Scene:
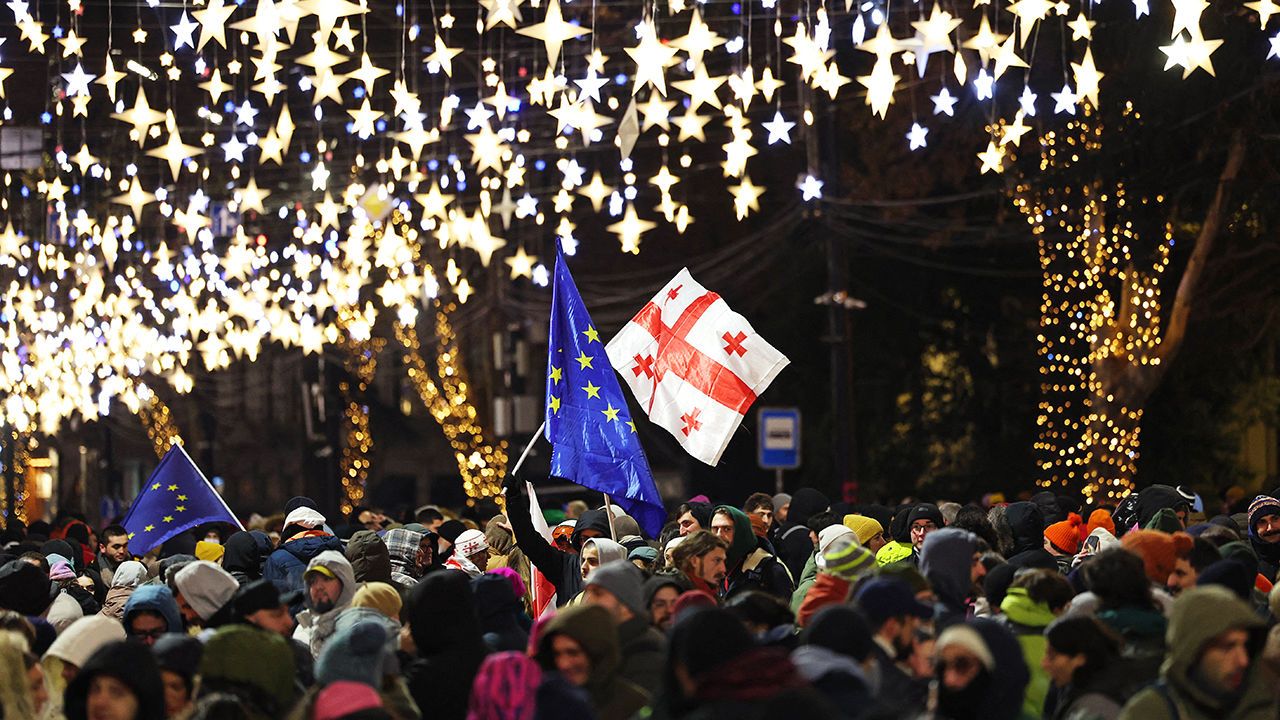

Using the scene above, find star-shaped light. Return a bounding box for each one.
[504,246,538,279]
[857,58,900,119]
[991,34,1031,80]
[910,5,962,76]
[1067,13,1096,41]
[425,34,462,76]
[729,177,764,219]
[170,11,199,50]
[907,122,929,150]
[480,0,524,30]
[199,68,233,104]
[1007,0,1053,45]
[1018,85,1038,116]
[146,117,202,179]
[671,66,727,111]
[349,53,390,90]
[222,135,249,162]
[61,63,96,98]
[1051,83,1079,114]
[674,107,711,142]
[977,140,1006,174]
[347,98,384,139]
[1160,31,1223,77]
[311,161,331,190]
[1170,0,1209,38]
[58,29,86,58]
[516,0,589,68]
[94,54,127,102]
[669,8,725,67]
[797,174,824,201]
[111,177,155,219]
[194,0,237,49]
[974,67,995,100]
[1000,111,1032,146]
[931,86,958,116]
[637,92,676,131]
[1133,0,1151,18]
[756,66,786,102]
[1071,46,1104,107]
[1269,33,1280,59]
[578,172,614,212]
[1247,0,1279,25]
[574,71,609,104]
[606,205,657,254]
[762,111,796,144]
[962,15,1008,64]
[626,21,680,96]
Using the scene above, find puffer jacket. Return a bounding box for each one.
[264,531,343,609]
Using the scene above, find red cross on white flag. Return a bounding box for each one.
[606,268,789,465]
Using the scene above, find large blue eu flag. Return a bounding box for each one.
[122,444,243,555]
[545,250,665,536]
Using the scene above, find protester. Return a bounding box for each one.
[466,651,595,720]
[99,559,147,619]
[404,570,489,720]
[123,584,184,644]
[711,505,793,600]
[223,530,271,586]
[473,572,531,652]
[842,514,887,553]
[505,474,613,605]
[94,524,133,586]
[294,550,358,657]
[852,577,933,714]
[264,502,343,603]
[1246,494,1280,582]
[643,574,690,632]
[173,559,240,629]
[63,640,166,720]
[934,617,1031,720]
[1119,585,1272,719]
[1167,536,1222,595]
[153,634,203,719]
[1042,615,1126,720]
[386,527,429,587]
[669,530,728,598]
[584,562,667,693]
[536,604,649,720]
[792,606,881,715]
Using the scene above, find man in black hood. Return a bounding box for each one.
[505,473,615,605]
[775,488,830,581]
[404,571,490,720]
[1003,501,1057,570]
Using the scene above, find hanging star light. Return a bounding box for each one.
[1007,0,1054,45]
[607,205,657,254]
[729,177,764,219]
[674,106,712,142]
[857,58,900,118]
[1071,46,1105,107]
[171,11,199,50]
[1051,83,1079,113]
[1169,0,1209,38]
[146,114,202,179]
[797,174,825,201]
[1161,30,1223,77]
[910,5,963,76]
[762,110,796,144]
[425,34,463,76]
[1067,13,1096,40]
[669,8,726,67]
[194,0,237,49]
[516,0,590,68]
[111,177,156,219]
[907,122,929,149]
[672,66,728,111]
[578,172,614,211]
[931,86,959,115]
[637,92,676,131]
[504,247,538,279]
[626,21,679,96]
[977,140,1006,173]
[962,15,1008,64]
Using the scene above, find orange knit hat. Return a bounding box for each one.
[1045,513,1084,555]
[1120,530,1194,584]
[1085,508,1115,541]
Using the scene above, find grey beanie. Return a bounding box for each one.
[173,561,239,621]
[773,493,792,512]
[315,619,388,688]
[586,562,647,619]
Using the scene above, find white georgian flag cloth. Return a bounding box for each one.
[606,268,789,465]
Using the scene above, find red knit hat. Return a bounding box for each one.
[1085,508,1115,540]
[1045,513,1084,555]
[1120,530,1194,584]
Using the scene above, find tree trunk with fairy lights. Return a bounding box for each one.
[1014,111,1245,504]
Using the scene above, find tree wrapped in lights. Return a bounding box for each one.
[336,307,384,517]
[395,307,509,507]
[1014,110,1246,502]
[135,384,185,460]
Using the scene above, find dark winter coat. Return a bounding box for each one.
[405,570,490,720]
[263,532,343,607]
[508,483,612,604]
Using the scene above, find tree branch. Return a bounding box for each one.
[1157,132,1248,364]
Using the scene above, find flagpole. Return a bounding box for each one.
[508,421,547,479]
[602,494,619,541]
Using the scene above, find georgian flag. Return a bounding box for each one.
[606,268,789,466]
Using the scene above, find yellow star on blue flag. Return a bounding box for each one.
[121,445,243,555]
[545,247,664,536]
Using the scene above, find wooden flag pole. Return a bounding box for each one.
[602,494,619,541]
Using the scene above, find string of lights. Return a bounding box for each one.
[336,306,383,516]
[135,384,186,460]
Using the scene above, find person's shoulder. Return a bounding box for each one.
[1116,686,1173,720]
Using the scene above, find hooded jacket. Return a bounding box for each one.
[405,570,490,720]
[536,604,649,720]
[385,528,426,588]
[174,560,240,626]
[45,615,127,669]
[998,587,1055,718]
[937,618,1031,720]
[64,640,166,720]
[1118,585,1273,720]
[99,560,146,620]
[293,550,358,657]
[263,529,343,601]
[776,489,829,581]
[716,505,793,601]
[472,571,531,652]
[0,558,52,615]
[123,584,183,635]
[920,528,977,628]
[507,477,613,605]
[223,531,268,585]
[1004,502,1057,569]
[346,530,394,586]
[1133,485,1189,530]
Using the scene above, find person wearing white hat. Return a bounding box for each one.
[262,500,343,610]
[443,529,489,578]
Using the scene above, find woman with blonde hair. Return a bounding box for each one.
[0,630,38,719]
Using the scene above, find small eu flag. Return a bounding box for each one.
[545,250,665,537]
[122,444,243,556]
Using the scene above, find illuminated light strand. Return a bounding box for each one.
[136,386,185,460]
[336,307,383,517]
[2,427,32,523]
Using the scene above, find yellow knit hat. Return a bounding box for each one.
[842,514,884,546]
[195,540,225,563]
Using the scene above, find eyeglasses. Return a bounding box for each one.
[910,522,937,534]
[131,628,166,640]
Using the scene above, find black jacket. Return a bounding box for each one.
[506,478,612,604]
[405,571,490,720]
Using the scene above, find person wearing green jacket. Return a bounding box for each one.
[997,569,1073,719]
[1118,585,1275,720]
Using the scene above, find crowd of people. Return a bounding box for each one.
[2,478,1280,719]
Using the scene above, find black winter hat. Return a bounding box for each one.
[0,559,52,615]
[152,634,204,684]
[233,578,286,617]
[1197,559,1253,600]
[285,496,319,515]
[801,605,875,662]
[437,520,467,544]
[906,503,944,529]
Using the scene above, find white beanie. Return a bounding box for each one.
[285,506,327,530]
[454,529,488,558]
[818,524,856,554]
[936,624,996,672]
[174,560,239,621]
[44,615,125,668]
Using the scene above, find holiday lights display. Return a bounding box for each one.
[0,0,1270,501]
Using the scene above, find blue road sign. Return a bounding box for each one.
[758,407,801,470]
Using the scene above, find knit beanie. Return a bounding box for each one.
[314,681,384,720]
[437,520,467,544]
[818,536,877,581]
[1044,513,1084,555]
[1120,529,1194,585]
[817,525,856,554]
[351,582,402,620]
[316,620,388,688]
[1248,495,1280,535]
[842,515,884,546]
[200,625,296,714]
[1086,508,1115,538]
[772,494,792,513]
[152,634,204,686]
[586,561,647,618]
[1196,559,1253,600]
[1144,508,1183,533]
[195,540,225,563]
[174,560,239,621]
[0,559,52,615]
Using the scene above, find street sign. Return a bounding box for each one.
[758,407,801,469]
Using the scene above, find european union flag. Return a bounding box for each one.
[122,444,243,556]
[546,251,665,537]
